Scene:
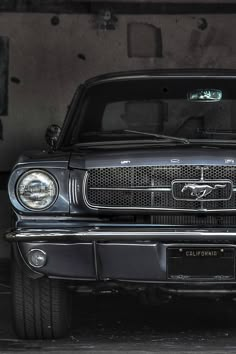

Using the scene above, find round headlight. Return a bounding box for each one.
[16,170,58,210]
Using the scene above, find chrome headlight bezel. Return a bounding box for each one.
[16,169,59,211]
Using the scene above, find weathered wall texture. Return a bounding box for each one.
[0,13,235,170]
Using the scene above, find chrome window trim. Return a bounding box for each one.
[92,75,236,86]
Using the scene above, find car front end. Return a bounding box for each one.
[7,70,236,339]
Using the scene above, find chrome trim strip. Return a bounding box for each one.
[18,215,100,221]
[98,243,156,247]
[68,176,72,204]
[16,163,66,167]
[89,187,171,192]
[95,75,236,86]
[7,229,236,240]
[70,177,79,205]
[72,179,75,204]
[159,288,236,294]
[72,178,77,205]
[75,179,79,205]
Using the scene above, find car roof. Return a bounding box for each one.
[84,69,236,87]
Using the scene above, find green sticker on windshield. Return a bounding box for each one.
[188,89,222,102]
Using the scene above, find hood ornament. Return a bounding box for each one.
[181,183,226,200]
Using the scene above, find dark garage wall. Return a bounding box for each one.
[0,13,236,170]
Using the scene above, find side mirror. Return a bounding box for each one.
[45,124,61,149]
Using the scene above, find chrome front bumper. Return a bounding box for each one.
[7,227,236,283]
[6,227,236,242]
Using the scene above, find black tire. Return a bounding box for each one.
[12,261,71,339]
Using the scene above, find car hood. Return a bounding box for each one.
[69,146,236,169]
[16,150,71,169]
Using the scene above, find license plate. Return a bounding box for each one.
[167,247,235,280]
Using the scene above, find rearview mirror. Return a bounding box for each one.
[188,89,222,102]
[45,124,61,149]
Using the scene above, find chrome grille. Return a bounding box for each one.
[84,166,236,210]
[86,166,202,188]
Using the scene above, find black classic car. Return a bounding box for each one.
[6,70,236,339]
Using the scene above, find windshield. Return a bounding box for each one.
[70,77,236,144]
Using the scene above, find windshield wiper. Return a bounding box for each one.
[124,129,190,144]
[75,129,190,146]
[198,129,236,136]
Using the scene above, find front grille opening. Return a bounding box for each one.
[152,215,236,227]
[102,214,236,227]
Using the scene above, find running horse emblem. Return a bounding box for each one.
[181,183,227,200]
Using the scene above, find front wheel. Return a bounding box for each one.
[12,261,71,339]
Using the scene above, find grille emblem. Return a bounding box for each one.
[181,183,226,201]
[172,180,232,202]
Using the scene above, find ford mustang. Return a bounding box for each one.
[6,69,236,338]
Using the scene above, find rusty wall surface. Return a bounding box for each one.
[0,13,235,170]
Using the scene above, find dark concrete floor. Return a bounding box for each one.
[2,284,236,353]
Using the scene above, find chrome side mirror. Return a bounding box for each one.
[45,124,61,149]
